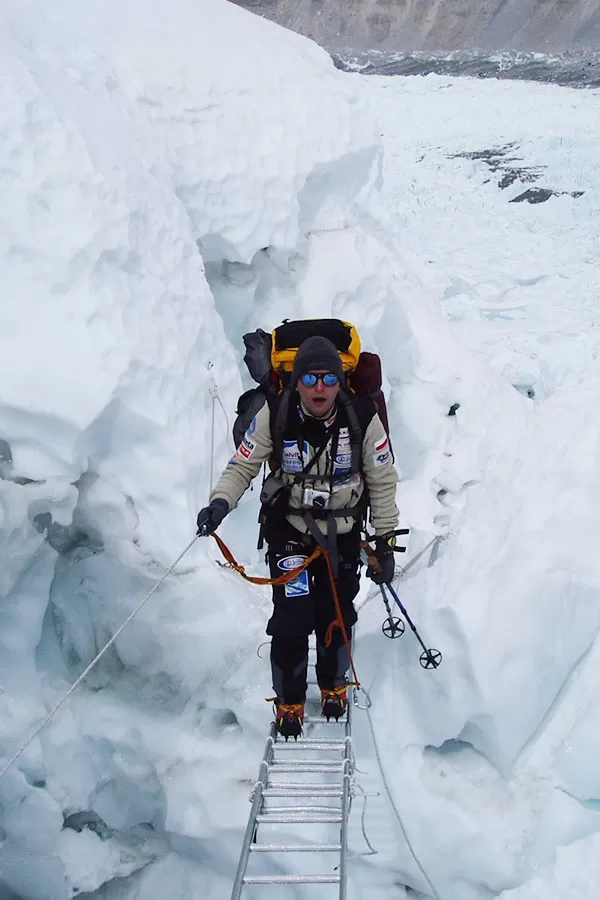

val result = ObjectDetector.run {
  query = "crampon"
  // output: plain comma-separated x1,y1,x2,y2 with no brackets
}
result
274,701,305,740
320,686,348,721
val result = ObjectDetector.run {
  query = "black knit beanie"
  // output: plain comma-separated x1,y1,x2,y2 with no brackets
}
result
291,336,344,386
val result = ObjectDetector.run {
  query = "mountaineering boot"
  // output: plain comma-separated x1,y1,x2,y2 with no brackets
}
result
320,686,348,721
275,702,305,740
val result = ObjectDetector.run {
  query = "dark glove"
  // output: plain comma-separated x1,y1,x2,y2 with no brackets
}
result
366,533,395,585
196,498,229,536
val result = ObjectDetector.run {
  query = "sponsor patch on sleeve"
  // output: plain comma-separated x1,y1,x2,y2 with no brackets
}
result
373,448,391,468
375,435,389,453
237,437,256,460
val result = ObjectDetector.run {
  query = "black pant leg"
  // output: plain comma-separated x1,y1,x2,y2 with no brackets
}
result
315,627,351,692
265,527,316,704
270,635,308,705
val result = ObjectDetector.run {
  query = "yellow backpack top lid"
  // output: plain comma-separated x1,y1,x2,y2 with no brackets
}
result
271,319,361,376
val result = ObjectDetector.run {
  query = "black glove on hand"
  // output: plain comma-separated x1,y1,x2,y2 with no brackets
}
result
196,498,229,536
367,534,395,585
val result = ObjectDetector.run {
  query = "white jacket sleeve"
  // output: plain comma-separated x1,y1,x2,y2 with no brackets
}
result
361,414,399,536
209,401,273,510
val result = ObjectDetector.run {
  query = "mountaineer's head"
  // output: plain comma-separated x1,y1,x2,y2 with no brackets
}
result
292,336,343,418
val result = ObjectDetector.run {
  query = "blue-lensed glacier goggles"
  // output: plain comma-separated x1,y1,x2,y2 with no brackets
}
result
300,372,340,388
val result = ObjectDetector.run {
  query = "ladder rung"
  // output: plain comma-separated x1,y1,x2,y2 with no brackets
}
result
268,781,342,790
270,758,341,767
268,764,342,773
250,843,341,853
256,814,343,824
303,717,345,725
274,742,344,751
261,805,341,814
264,788,342,798
277,737,346,746
243,874,341,884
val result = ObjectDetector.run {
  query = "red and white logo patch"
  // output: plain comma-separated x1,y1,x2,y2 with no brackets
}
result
237,437,256,459
375,435,389,453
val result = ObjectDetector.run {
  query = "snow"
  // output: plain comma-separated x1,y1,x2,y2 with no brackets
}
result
2,0,600,898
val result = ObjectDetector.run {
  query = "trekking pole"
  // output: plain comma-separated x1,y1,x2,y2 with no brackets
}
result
381,582,442,670
361,528,409,640
378,584,405,639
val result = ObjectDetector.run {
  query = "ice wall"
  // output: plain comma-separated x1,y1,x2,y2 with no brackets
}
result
0,0,384,896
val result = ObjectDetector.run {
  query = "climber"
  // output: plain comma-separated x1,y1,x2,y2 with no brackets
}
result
197,334,399,738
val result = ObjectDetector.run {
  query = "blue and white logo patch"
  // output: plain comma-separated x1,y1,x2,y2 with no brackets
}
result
334,426,352,474
284,571,310,597
282,440,309,474
373,449,390,467
277,555,306,571
334,451,352,474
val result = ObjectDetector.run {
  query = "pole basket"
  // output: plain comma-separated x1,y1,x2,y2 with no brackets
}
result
382,616,405,639
419,648,442,669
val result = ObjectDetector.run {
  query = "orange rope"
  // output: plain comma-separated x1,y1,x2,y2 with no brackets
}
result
210,532,322,586
323,550,361,689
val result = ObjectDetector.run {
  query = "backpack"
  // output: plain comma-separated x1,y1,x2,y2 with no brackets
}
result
232,318,391,457
271,318,361,380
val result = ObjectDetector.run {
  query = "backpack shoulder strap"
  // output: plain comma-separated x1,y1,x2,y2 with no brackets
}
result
337,390,375,475
268,388,288,467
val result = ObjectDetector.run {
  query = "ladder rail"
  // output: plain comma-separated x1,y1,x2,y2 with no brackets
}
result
339,754,352,900
230,729,276,900
231,661,355,899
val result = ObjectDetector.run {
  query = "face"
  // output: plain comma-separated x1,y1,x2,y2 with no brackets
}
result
297,369,341,418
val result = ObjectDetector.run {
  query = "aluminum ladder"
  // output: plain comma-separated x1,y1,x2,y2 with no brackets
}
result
230,684,353,899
